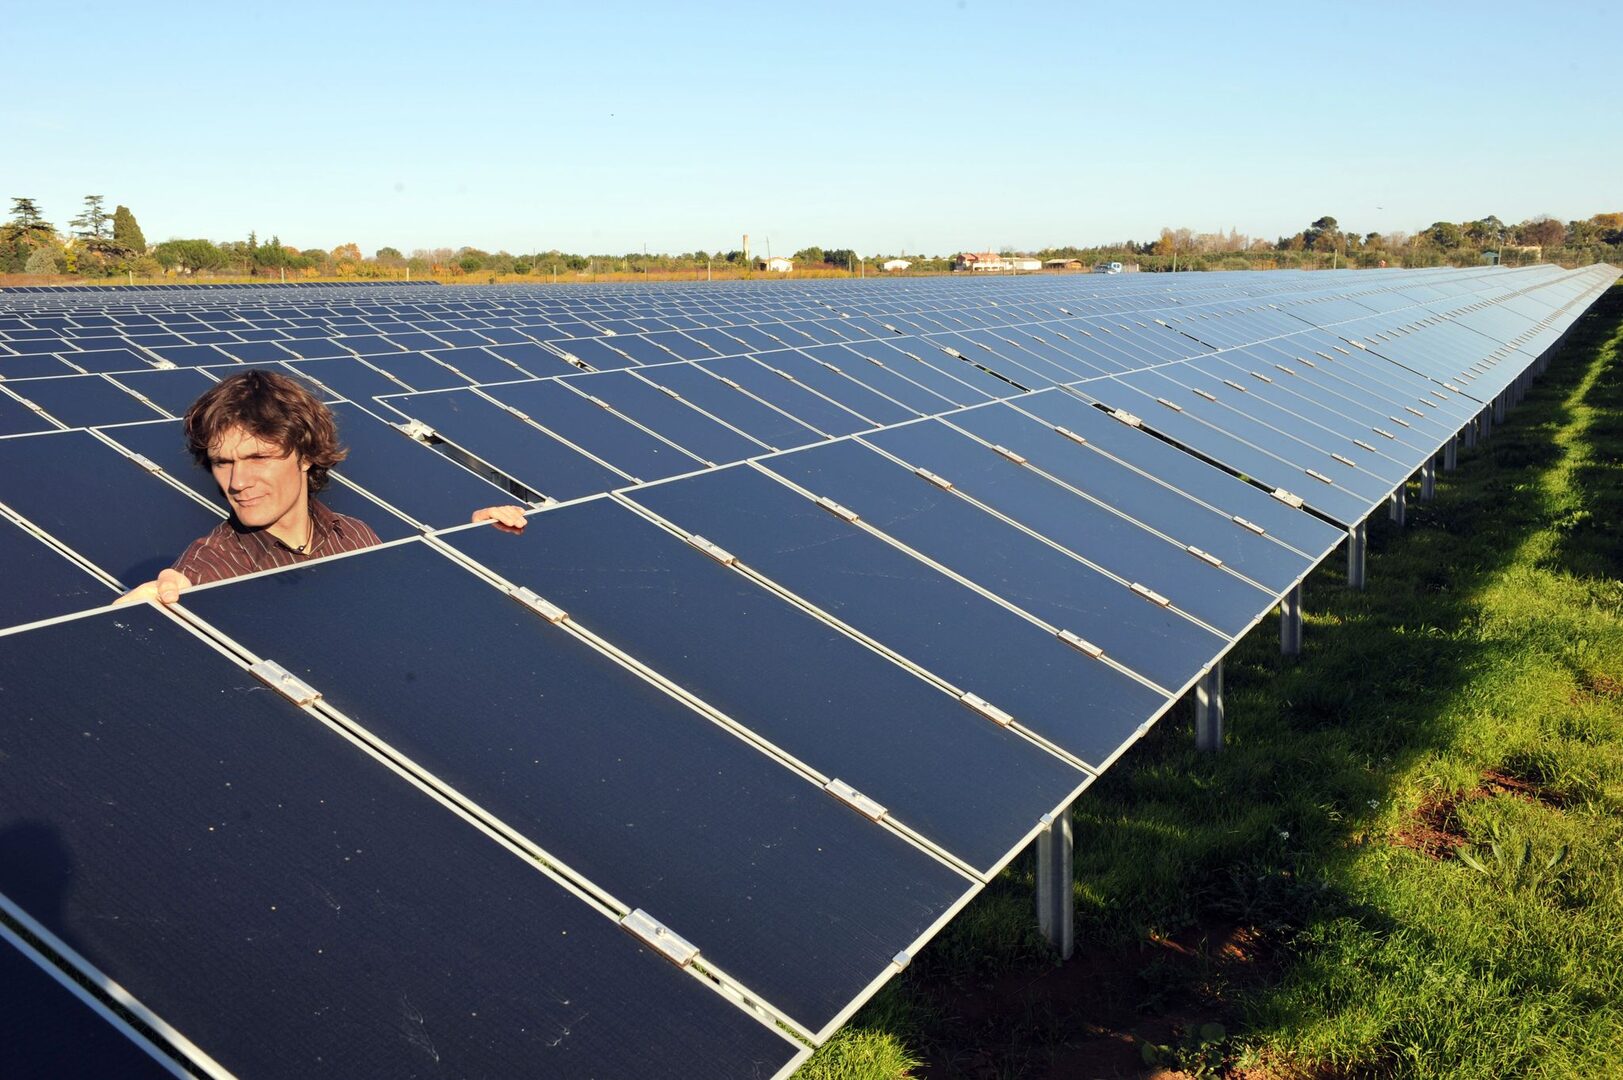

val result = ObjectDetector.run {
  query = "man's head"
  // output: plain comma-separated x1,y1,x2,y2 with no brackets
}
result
183,370,346,528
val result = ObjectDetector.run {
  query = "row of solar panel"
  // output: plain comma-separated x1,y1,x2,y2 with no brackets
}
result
1,265,1615,1080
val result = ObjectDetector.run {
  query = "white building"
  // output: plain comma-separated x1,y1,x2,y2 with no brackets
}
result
882,258,912,272
954,252,1009,272
1009,257,1042,272
761,256,793,273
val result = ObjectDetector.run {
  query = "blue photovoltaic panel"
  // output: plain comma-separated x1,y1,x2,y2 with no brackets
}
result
627,466,1173,767
1005,390,1345,556
797,343,963,415
487,340,580,375
767,350,921,425
483,379,709,481
447,499,1087,875
184,542,971,1035
1076,378,1375,526
0,430,221,585
360,350,472,390
4,375,164,428
761,437,1237,683
554,336,641,370
0,925,186,1080
2,354,77,378
282,356,408,406
429,345,530,384
699,356,876,435
0,515,117,629
213,339,298,363
940,400,1319,591
842,338,1000,405
0,389,62,435
0,609,801,1080
558,370,767,464
59,345,157,373
106,368,218,417
381,389,627,500
819,428,1272,635
636,362,826,450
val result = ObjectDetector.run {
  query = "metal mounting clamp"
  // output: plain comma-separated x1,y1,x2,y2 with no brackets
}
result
621,910,699,968
509,586,568,624
249,660,321,706
959,692,1014,727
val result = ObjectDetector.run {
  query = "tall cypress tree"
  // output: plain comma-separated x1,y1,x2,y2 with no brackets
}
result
112,205,146,254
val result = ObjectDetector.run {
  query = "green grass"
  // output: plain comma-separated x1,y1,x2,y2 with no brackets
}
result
797,283,1623,1078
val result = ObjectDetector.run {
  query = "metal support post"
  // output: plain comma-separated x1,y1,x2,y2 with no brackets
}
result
1443,436,1458,471
1280,583,1303,657
1347,520,1367,590
1195,661,1224,752
1464,417,1478,449
1420,459,1436,502
1480,406,1492,441
1493,393,1506,424
1035,810,1073,959
1389,481,1407,526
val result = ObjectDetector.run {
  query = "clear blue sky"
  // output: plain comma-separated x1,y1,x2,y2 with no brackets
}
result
5,0,1618,257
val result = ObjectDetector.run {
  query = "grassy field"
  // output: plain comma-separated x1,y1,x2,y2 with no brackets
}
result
796,284,1623,1079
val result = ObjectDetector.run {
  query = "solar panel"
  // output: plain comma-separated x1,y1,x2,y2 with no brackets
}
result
556,370,768,464
182,541,971,1036
635,362,826,450
445,498,1088,875
0,922,187,1079
2,374,165,428
0,514,117,628
0,609,803,1079
0,429,222,585
482,379,710,481
360,349,472,390
698,356,877,435
939,398,1324,590
626,465,1173,767
0,264,1616,1067
759,435,1239,678
379,389,628,499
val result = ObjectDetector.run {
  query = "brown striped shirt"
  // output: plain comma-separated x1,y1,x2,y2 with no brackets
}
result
171,499,382,586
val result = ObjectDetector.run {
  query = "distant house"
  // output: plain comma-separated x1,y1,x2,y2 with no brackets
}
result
759,256,792,273
954,252,1009,272
882,258,912,272
1044,259,1083,271
1009,257,1042,272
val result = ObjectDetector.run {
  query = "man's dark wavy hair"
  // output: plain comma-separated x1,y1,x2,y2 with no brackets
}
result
183,369,346,493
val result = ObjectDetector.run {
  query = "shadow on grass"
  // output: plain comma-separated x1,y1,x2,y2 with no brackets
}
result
840,285,1623,1079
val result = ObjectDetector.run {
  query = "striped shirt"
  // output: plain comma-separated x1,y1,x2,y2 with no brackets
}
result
171,499,382,586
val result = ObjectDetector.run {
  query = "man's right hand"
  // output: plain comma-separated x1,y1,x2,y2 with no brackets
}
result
114,568,192,607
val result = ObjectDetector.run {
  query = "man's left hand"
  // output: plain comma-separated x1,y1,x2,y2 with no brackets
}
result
471,505,529,533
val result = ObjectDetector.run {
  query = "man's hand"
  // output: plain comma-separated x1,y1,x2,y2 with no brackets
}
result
471,505,529,533
114,568,192,607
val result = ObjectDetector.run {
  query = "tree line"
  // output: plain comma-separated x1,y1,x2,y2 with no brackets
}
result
5,195,1620,281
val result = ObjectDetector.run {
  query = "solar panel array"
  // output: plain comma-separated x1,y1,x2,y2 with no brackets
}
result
1,264,1616,1078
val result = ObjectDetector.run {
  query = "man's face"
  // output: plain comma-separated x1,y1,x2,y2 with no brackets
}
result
207,426,308,529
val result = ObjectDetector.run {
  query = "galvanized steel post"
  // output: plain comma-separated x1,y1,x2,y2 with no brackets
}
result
1195,661,1224,752
1420,458,1436,502
1035,810,1073,959
1347,520,1367,590
1280,583,1303,657
1389,482,1407,526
